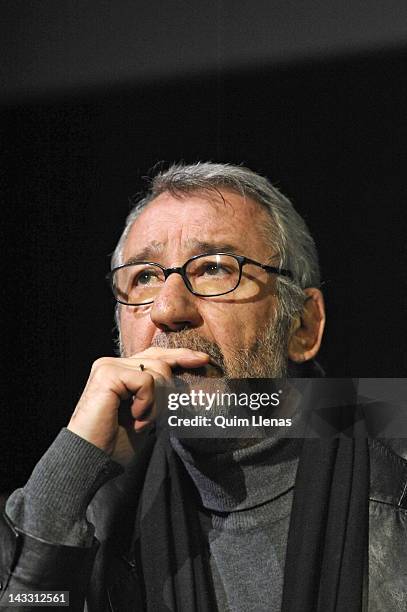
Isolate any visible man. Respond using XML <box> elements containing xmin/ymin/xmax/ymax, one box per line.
<box><xmin>1</xmin><ymin>162</ymin><xmax>406</xmax><ymax>611</ymax></box>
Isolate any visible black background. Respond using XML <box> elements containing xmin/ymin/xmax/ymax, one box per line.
<box><xmin>1</xmin><ymin>4</ymin><xmax>407</xmax><ymax>493</ymax></box>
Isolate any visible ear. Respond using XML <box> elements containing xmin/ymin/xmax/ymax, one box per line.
<box><xmin>287</xmin><ymin>288</ymin><xmax>326</xmax><ymax>363</ymax></box>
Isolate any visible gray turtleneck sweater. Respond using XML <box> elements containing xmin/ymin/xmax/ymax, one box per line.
<box><xmin>170</xmin><ymin>435</ymin><xmax>300</xmax><ymax>611</ymax></box>
<box><xmin>6</xmin><ymin>427</ymin><xmax>300</xmax><ymax>611</ymax></box>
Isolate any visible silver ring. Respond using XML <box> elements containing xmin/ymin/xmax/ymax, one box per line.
<box><xmin>139</xmin><ymin>363</ymin><xmax>145</xmax><ymax>372</ymax></box>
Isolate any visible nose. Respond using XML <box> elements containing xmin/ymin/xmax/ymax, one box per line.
<box><xmin>150</xmin><ymin>271</ymin><xmax>203</xmax><ymax>332</ymax></box>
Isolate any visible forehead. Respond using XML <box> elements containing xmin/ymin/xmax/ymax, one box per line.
<box><xmin>122</xmin><ymin>188</ymin><xmax>273</xmax><ymax>263</ymax></box>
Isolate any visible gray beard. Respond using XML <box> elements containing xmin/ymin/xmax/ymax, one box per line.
<box><xmin>148</xmin><ymin>315</ymin><xmax>289</xmax><ymax>380</ymax></box>
<box><xmin>121</xmin><ymin>314</ymin><xmax>291</xmax><ymax>453</ymax></box>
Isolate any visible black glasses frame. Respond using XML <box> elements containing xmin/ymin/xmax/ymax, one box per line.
<box><xmin>107</xmin><ymin>252</ymin><xmax>293</xmax><ymax>306</ymax></box>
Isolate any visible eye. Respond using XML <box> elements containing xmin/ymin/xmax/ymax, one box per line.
<box><xmin>132</xmin><ymin>268</ymin><xmax>161</xmax><ymax>286</ymax></box>
<box><xmin>198</xmin><ymin>262</ymin><xmax>232</xmax><ymax>276</ymax></box>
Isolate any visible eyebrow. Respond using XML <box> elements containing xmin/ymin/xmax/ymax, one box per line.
<box><xmin>188</xmin><ymin>240</ymin><xmax>239</xmax><ymax>254</ymax></box>
<box><xmin>124</xmin><ymin>244</ymin><xmax>165</xmax><ymax>264</ymax></box>
<box><xmin>123</xmin><ymin>240</ymin><xmax>240</xmax><ymax>265</ymax></box>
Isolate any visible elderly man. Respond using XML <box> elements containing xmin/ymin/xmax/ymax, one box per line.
<box><xmin>1</xmin><ymin>163</ymin><xmax>406</xmax><ymax>612</ymax></box>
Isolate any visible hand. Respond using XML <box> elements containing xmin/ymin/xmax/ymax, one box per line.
<box><xmin>67</xmin><ymin>347</ymin><xmax>210</xmax><ymax>455</ymax></box>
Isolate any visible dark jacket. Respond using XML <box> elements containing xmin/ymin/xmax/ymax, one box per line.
<box><xmin>1</xmin><ymin>437</ymin><xmax>407</xmax><ymax>612</ymax></box>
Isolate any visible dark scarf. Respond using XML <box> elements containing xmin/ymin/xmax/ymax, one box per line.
<box><xmin>130</xmin><ymin>396</ymin><xmax>369</xmax><ymax>611</ymax></box>
<box><xmin>132</xmin><ymin>434</ymin><xmax>215</xmax><ymax>611</ymax></box>
<box><xmin>282</xmin><ymin>435</ymin><xmax>369</xmax><ymax>611</ymax></box>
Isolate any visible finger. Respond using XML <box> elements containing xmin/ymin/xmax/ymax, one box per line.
<box><xmin>116</xmin><ymin>359</ymin><xmax>173</xmax><ymax>381</ymax></box>
<box><xmin>130</xmin><ymin>374</ymin><xmax>162</xmax><ymax>431</ymax></box>
<box><xmin>127</xmin><ymin>348</ymin><xmax>211</xmax><ymax>369</ymax></box>
<box><xmin>131</xmin><ymin>347</ymin><xmax>209</xmax><ymax>360</ymax></box>
<box><xmin>129</xmin><ymin>375</ymin><xmax>156</xmax><ymax>420</ymax></box>
<box><xmin>134</xmin><ymin>418</ymin><xmax>154</xmax><ymax>433</ymax></box>
<box><xmin>87</xmin><ymin>367</ymin><xmax>157</xmax><ymax>411</ymax></box>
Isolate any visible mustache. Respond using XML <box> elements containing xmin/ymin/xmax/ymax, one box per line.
<box><xmin>151</xmin><ymin>330</ymin><xmax>226</xmax><ymax>372</ymax></box>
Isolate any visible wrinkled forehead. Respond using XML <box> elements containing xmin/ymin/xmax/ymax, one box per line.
<box><xmin>122</xmin><ymin>188</ymin><xmax>275</xmax><ymax>264</ymax></box>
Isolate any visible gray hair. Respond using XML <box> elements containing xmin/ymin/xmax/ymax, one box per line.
<box><xmin>112</xmin><ymin>162</ymin><xmax>320</xmax><ymax>331</ymax></box>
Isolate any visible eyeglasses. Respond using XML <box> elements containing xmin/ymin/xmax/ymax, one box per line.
<box><xmin>107</xmin><ymin>252</ymin><xmax>293</xmax><ymax>306</ymax></box>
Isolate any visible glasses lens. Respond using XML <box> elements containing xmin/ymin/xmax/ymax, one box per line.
<box><xmin>186</xmin><ymin>254</ymin><xmax>240</xmax><ymax>296</ymax></box>
<box><xmin>112</xmin><ymin>263</ymin><xmax>165</xmax><ymax>304</ymax></box>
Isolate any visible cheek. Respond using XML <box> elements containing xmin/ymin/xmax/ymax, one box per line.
<box><xmin>202</xmin><ymin>304</ymin><xmax>256</xmax><ymax>348</ymax></box>
<box><xmin>119</xmin><ymin>306</ymin><xmax>153</xmax><ymax>352</ymax></box>
<box><xmin>205</xmin><ymin>299</ymin><xmax>277</xmax><ymax>348</ymax></box>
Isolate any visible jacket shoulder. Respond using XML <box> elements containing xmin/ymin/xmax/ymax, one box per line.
<box><xmin>369</xmin><ymin>438</ymin><xmax>407</xmax><ymax>508</ymax></box>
